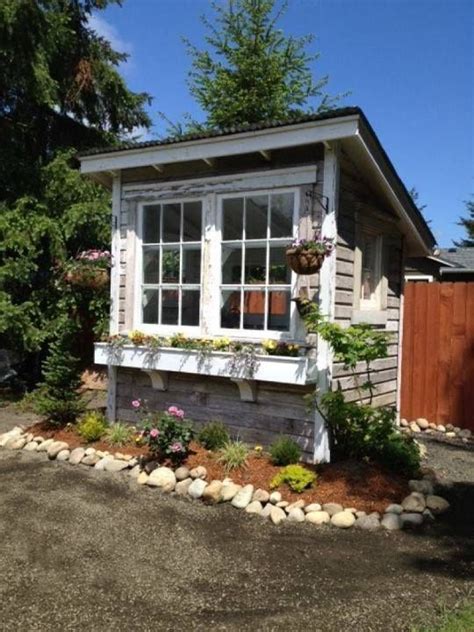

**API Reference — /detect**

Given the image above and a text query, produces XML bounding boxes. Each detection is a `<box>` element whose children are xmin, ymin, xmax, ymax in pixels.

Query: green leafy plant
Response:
<box><xmin>140</xmin><ymin>405</ymin><xmax>194</xmax><ymax>465</ymax></box>
<box><xmin>198</xmin><ymin>421</ymin><xmax>230</xmax><ymax>451</ymax></box>
<box><xmin>217</xmin><ymin>439</ymin><xmax>249</xmax><ymax>472</ymax></box>
<box><xmin>269</xmin><ymin>436</ymin><xmax>302</xmax><ymax>465</ymax></box>
<box><xmin>77</xmin><ymin>411</ymin><xmax>108</xmax><ymax>443</ymax></box>
<box><xmin>270</xmin><ymin>464</ymin><xmax>317</xmax><ymax>493</ymax></box>
<box><xmin>105</xmin><ymin>422</ymin><xmax>135</xmax><ymax>447</ymax></box>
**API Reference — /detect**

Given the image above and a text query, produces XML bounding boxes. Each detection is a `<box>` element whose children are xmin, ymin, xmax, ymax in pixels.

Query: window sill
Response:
<box><xmin>94</xmin><ymin>343</ymin><xmax>317</xmax><ymax>386</ymax></box>
<box><xmin>351</xmin><ymin>310</ymin><xmax>387</xmax><ymax>326</ymax></box>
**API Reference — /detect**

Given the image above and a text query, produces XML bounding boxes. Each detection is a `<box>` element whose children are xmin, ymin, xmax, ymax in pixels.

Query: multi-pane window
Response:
<box><xmin>141</xmin><ymin>200</ymin><xmax>202</xmax><ymax>327</ymax></box>
<box><xmin>360</xmin><ymin>230</ymin><xmax>383</xmax><ymax>309</ymax></box>
<box><xmin>220</xmin><ymin>192</ymin><xmax>295</xmax><ymax>332</ymax></box>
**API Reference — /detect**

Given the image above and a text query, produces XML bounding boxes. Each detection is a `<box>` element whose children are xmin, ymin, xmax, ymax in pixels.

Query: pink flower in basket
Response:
<box><xmin>168</xmin><ymin>406</ymin><xmax>184</xmax><ymax>419</ymax></box>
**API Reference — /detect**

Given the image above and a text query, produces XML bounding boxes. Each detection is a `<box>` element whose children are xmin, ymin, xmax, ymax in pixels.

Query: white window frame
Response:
<box><xmin>215</xmin><ymin>187</ymin><xmax>299</xmax><ymax>341</ymax></box>
<box><xmin>355</xmin><ymin>227</ymin><xmax>384</xmax><ymax>312</ymax></box>
<box><xmin>134</xmin><ymin>197</ymin><xmax>204</xmax><ymax>336</ymax></box>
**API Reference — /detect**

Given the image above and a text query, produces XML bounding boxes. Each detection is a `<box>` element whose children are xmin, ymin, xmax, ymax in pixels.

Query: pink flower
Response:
<box><xmin>170</xmin><ymin>442</ymin><xmax>183</xmax><ymax>453</ymax></box>
<box><xmin>150</xmin><ymin>429</ymin><xmax>159</xmax><ymax>438</ymax></box>
<box><xmin>168</xmin><ymin>406</ymin><xmax>184</xmax><ymax>419</ymax></box>
<box><xmin>131</xmin><ymin>400</ymin><xmax>141</xmax><ymax>409</ymax></box>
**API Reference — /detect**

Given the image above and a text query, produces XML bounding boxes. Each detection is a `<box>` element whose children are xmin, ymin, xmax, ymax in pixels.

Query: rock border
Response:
<box><xmin>0</xmin><ymin>426</ymin><xmax>451</xmax><ymax>532</ymax></box>
<box><xmin>400</xmin><ymin>417</ymin><xmax>472</xmax><ymax>443</ymax></box>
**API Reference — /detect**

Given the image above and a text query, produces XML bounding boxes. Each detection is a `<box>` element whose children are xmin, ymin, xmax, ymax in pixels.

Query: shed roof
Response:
<box><xmin>438</xmin><ymin>247</ymin><xmax>474</xmax><ymax>270</ymax></box>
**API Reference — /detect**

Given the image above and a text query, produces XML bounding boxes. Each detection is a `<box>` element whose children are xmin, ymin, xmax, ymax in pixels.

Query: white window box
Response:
<box><xmin>94</xmin><ymin>342</ymin><xmax>316</xmax><ymax>387</ymax></box>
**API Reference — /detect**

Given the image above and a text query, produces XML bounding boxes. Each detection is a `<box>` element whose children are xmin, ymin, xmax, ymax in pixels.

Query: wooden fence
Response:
<box><xmin>401</xmin><ymin>282</ymin><xmax>474</xmax><ymax>430</ymax></box>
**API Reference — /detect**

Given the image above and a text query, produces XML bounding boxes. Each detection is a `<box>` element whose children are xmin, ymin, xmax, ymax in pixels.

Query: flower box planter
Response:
<box><xmin>94</xmin><ymin>343</ymin><xmax>317</xmax><ymax>386</ymax></box>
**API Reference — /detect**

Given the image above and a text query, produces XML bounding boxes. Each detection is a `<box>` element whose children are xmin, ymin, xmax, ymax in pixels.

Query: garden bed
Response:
<box><xmin>26</xmin><ymin>421</ymin><xmax>408</xmax><ymax>514</ymax></box>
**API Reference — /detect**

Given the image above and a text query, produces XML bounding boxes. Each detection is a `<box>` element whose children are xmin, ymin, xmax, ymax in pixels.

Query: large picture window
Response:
<box><xmin>220</xmin><ymin>192</ymin><xmax>295</xmax><ymax>332</ymax></box>
<box><xmin>141</xmin><ymin>200</ymin><xmax>202</xmax><ymax>327</ymax></box>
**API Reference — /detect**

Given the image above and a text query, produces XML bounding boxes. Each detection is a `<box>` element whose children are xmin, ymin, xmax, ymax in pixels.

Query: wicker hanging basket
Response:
<box><xmin>64</xmin><ymin>266</ymin><xmax>109</xmax><ymax>290</ymax></box>
<box><xmin>285</xmin><ymin>247</ymin><xmax>325</xmax><ymax>275</ymax></box>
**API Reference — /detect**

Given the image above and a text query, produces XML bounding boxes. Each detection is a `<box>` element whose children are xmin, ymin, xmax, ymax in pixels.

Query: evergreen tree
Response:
<box><xmin>181</xmin><ymin>0</ymin><xmax>344</xmax><ymax>132</ymax></box>
<box><xmin>455</xmin><ymin>196</ymin><xmax>474</xmax><ymax>247</ymax></box>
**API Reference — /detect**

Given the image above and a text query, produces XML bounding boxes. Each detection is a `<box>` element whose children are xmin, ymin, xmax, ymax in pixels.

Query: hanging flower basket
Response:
<box><xmin>286</xmin><ymin>248</ymin><xmax>325</xmax><ymax>275</ymax></box>
<box><xmin>65</xmin><ymin>266</ymin><xmax>109</xmax><ymax>289</ymax></box>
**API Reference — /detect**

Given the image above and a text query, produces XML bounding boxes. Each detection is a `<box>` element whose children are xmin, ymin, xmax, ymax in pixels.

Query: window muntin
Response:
<box><xmin>220</xmin><ymin>192</ymin><xmax>295</xmax><ymax>332</ymax></box>
<box><xmin>141</xmin><ymin>200</ymin><xmax>202</xmax><ymax>327</ymax></box>
<box><xmin>359</xmin><ymin>231</ymin><xmax>383</xmax><ymax>309</ymax></box>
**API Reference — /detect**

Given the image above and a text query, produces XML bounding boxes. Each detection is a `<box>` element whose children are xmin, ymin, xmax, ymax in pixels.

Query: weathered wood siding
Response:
<box><xmin>332</xmin><ymin>159</ymin><xmax>404</xmax><ymax>407</ymax></box>
<box><xmin>116</xmin><ymin>368</ymin><xmax>315</xmax><ymax>459</ymax></box>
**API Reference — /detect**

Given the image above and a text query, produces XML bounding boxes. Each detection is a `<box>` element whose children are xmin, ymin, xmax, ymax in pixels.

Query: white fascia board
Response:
<box><xmin>427</xmin><ymin>255</ymin><xmax>457</xmax><ymax>267</ymax></box>
<box><xmin>354</xmin><ymin>130</ymin><xmax>432</xmax><ymax>256</ymax></box>
<box><xmin>79</xmin><ymin>116</ymin><xmax>359</xmax><ymax>175</ymax></box>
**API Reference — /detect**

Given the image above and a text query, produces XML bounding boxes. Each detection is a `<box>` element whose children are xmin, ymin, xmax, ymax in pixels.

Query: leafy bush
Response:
<box><xmin>105</xmin><ymin>422</ymin><xmax>134</xmax><ymax>446</ymax></box>
<box><xmin>34</xmin><ymin>327</ymin><xmax>85</xmax><ymax>425</ymax></box>
<box><xmin>217</xmin><ymin>439</ymin><xmax>249</xmax><ymax>472</ymax></box>
<box><xmin>77</xmin><ymin>411</ymin><xmax>107</xmax><ymax>442</ymax></box>
<box><xmin>141</xmin><ymin>406</ymin><xmax>194</xmax><ymax>464</ymax></box>
<box><xmin>321</xmin><ymin>390</ymin><xmax>421</xmax><ymax>477</ymax></box>
<box><xmin>270</xmin><ymin>464</ymin><xmax>317</xmax><ymax>493</ymax></box>
<box><xmin>198</xmin><ymin>421</ymin><xmax>230</xmax><ymax>450</ymax></box>
<box><xmin>269</xmin><ymin>436</ymin><xmax>302</xmax><ymax>465</ymax></box>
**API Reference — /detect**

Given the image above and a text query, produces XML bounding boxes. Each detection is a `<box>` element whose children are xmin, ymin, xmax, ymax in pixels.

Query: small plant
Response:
<box><xmin>288</xmin><ymin>234</ymin><xmax>334</xmax><ymax>256</ymax></box>
<box><xmin>270</xmin><ymin>464</ymin><xmax>317</xmax><ymax>493</ymax></box>
<box><xmin>105</xmin><ymin>422</ymin><xmax>135</xmax><ymax>446</ymax></box>
<box><xmin>269</xmin><ymin>436</ymin><xmax>302</xmax><ymax>465</ymax></box>
<box><xmin>198</xmin><ymin>421</ymin><xmax>230</xmax><ymax>451</ymax></box>
<box><xmin>262</xmin><ymin>340</ymin><xmax>299</xmax><ymax>357</ymax></box>
<box><xmin>217</xmin><ymin>439</ymin><xmax>249</xmax><ymax>472</ymax></box>
<box><xmin>140</xmin><ymin>405</ymin><xmax>194</xmax><ymax>464</ymax></box>
<box><xmin>77</xmin><ymin>411</ymin><xmax>108</xmax><ymax>442</ymax></box>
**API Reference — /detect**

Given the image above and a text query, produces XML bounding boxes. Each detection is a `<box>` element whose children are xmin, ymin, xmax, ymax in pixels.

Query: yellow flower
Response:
<box><xmin>254</xmin><ymin>445</ymin><xmax>263</xmax><ymax>454</ymax></box>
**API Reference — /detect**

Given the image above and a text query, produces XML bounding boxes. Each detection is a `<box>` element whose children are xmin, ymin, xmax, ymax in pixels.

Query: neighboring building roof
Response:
<box><xmin>438</xmin><ymin>247</ymin><xmax>474</xmax><ymax>270</ymax></box>
<box><xmin>78</xmin><ymin>106</ymin><xmax>436</xmax><ymax>254</ymax></box>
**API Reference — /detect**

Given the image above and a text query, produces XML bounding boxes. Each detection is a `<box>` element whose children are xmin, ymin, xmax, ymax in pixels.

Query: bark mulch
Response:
<box><xmin>27</xmin><ymin>421</ymin><xmax>408</xmax><ymax>514</ymax></box>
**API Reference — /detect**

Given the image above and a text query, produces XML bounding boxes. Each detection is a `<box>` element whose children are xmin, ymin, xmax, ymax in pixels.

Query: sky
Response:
<box><xmin>91</xmin><ymin>0</ymin><xmax>473</xmax><ymax>246</ymax></box>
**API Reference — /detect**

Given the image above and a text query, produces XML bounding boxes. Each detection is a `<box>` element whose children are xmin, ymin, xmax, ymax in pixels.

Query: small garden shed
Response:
<box><xmin>79</xmin><ymin>107</ymin><xmax>435</xmax><ymax>462</ymax></box>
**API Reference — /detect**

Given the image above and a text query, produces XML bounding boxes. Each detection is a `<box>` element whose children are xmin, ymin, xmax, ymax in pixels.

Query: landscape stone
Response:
<box><xmin>144</xmin><ymin>460</ymin><xmax>160</xmax><ymax>474</ymax></box>
<box><xmin>231</xmin><ymin>484</ymin><xmax>254</xmax><ymax>509</ymax></box>
<box><xmin>437</xmin><ymin>424</ymin><xmax>446</xmax><ymax>433</ymax></box>
<box><xmin>252</xmin><ymin>488</ymin><xmax>270</xmax><ymax>503</ymax></box>
<box><xmin>287</xmin><ymin>508</ymin><xmax>305</xmax><ymax>523</ymax></box>
<box><xmin>381</xmin><ymin>513</ymin><xmax>402</xmax><ymax>530</ymax></box>
<box><xmin>25</xmin><ymin>433</ymin><xmax>34</xmax><ymax>442</ymax></box>
<box><xmin>137</xmin><ymin>471</ymin><xmax>149</xmax><ymax>485</ymax></box>
<box><xmin>190</xmin><ymin>466</ymin><xmax>207</xmax><ymax>480</ymax></box>
<box><xmin>270</xmin><ymin>505</ymin><xmax>287</xmax><ymax>525</ymax></box>
<box><xmin>355</xmin><ymin>514</ymin><xmax>380</xmax><ymax>530</ymax></box>
<box><xmin>82</xmin><ymin>454</ymin><xmax>100</xmax><ymax>466</ymax></box>
<box><xmin>400</xmin><ymin>512</ymin><xmax>424</xmax><ymax>528</ymax></box>
<box><xmin>48</xmin><ymin>441</ymin><xmax>69</xmax><ymax>458</ymax></box>
<box><xmin>355</xmin><ymin>511</ymin><xmax>367</xmax><ymax>519</ymax></box>
<box><xmin>305</xmin><ymin>503</ymin><xmax>322</xmax><ymax>513</ymax></box>
<box><xmin>220</xmin><ymin>482</ymin><xmax>241</xmax><ymax>502</ymax></box>
<box><xmin>175</xmin><ymin>466</ymin><xmax>190</xmax><ymax>481</ymax></box>
<box><xmin>245</xmin><ymin>501</ymin><xmax>263</xmax><ymax>515</ymax></box>
<box><xmin>446</xmin><ymin>423</ymin><xmax>455</xmax><ymax>432</ymax></box>
<box><xmin>260</xmin><ymin>503</ymin><xmax>273</xmax><ymax>519</ymax></box>
<box><xmin>33</xmin><ymin>436</ymin><xmax>44</xmax><ymax>444</ymax></box>
<box><xmin>276</xmin><ymin>501</ymin><xmax>289</xmax><ymax>509</ymax></box>
<box><xmin>188</xmin><ymin>478</ymin><xmax>208</xmax><ymax>499</ymax></box>
<box><xmin>331</xmin><ymin>511</ymin><xmax>356</xmax><ymax>528</ymax></box>
<box><xmin>37</xmin><ymin>438</ymin><xmax>54</xmax><ymax>452</ymax></box>
<box><xmin>445</xmin><ymin>432</ymin><xmax>456</xmax><ymax>438</ymax></box>
<box><xmin>385</xmin><ymin>504</ymin><xmax>403</xmax><ymax>515</ymax></box>
<box><xmin>286</xmin><ymin>500</ymin><xmax>305</xmax><ymax>513</ymax></box>
<box><xmin>400</xmin><ymin>418</ymin><xmax>409</xmax><ymax>427</ymax></box>
<box><xmin>323</xmin><ymin>502</ymin><xmax>344</xmax><ymax>516</ymax></box>
<box><xmin>409</xmin><ymin>422</ymin><xmax>421</xmax><ymax>433</ymax></box>
<box><xmin>402</xmin><ymin>492</ymin><xmax>426</xmax><ymax>513</ymax></box>
<box><xmin>84</xmin><ymin>448</ymin><xmax>96</xmax><ymax>456</ymax></box>
<box><xmin>175</xmin><ymin>478</ymin><xmax>193</xmax><ymax>495</ymax></box>
<box><xmin>24</xmin><ymin>442</ymin><xmax>39</xmax><ymax>452</ymax></box>
<box><xmin>202</xmin><ymin>480</ymin><xmax>223</xmax><ymax>504</ymax></box>
<box><xmin>6</xmin><ymin>436</ymin><xmax>27</xmax><ymax>450</ymax></box>
<box><xmin>423</xmin><ymin>508</ymin><xmax>435</xmax><ymax>521</ymax></box>
<box><xmin>416</xmin><ymin>418</ymin><xmax>429</xmax><ymax>430</ymax></box>
<box><xmin>459</xmin><ymin>428</ymin><xmax>472</xmax><ymax>439</ymax></box>
<box><xmin>56</xmin><ymin>450</ymin><xmax>70</xmax><ymax>461</ymax></box>
<box><xmin>129</xmin><ymin>465</ymin><xmax>141</xmax><ymax>478</ymax></box>
<box><xmin>94</xmin><ymin>456</ymin><xmax>114</xmax><ymax>470</ymax></box>
<box><xmin>0</xmin><ymin>427</ymin><xmax>23</xmax><ymax>447</ymax></box>
<box><xmin>69</xmin><ymin>447</ymin><xmax>86</xmax><ymax>465</ymax></box>
<box><xmin>305</xmin><ymin>511</ymin><xmax>330</xmax><ymax>525</ymax></box>
<box><xmin>409</xmin><ymin>479</ymin><xmax>434</xmax><ymax>495</ymax></box>
<box><xmin>426</xmin><ymin>495</ymin><xmax>450</xmax><ymax>515</ymax></box>
<box><xmin>269</xmin><ymin>491</ymin><xmax>282</xmax><ymax>504</ymax></box>
<box><xmin>147</xmin><ymin>467</ymin><xmax>176</xmax><ymax>491</ymax></box>
<box><xmin>104</xmin><ymin>459</ymin><xmax>130</xmax><ymax>473</ymax></box>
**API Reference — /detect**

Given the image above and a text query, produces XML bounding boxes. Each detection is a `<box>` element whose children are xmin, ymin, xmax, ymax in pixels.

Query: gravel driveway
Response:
<box><xmin>0</xmin><ymin>440</ymin><xmax>473</xmax><ymax>631</ymax></box>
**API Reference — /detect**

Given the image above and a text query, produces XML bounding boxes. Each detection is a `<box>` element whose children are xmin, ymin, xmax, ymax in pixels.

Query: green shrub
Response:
<box><xmin>217</xmin><ymin>439</ymin><xmax>249</xmax><ymax>472</ymax></box>
<box><xmin>198</xmin><ymin>421</ymin><xmax>230</xmax><ymax>450</ymax></box>
<box><xmin>105</xmin><ymin>422</ymin><xmax>134</xmax><ymax>446</ymax></box>
<box><xmin>269</xmin><ymin>436</ymin><xmax>301</xmax><ymax>465</ymax></box>
<box><xmin>320</xmin><ymin>390</ymin><xmax>421</xmax><ymax>477</ymax></box>
<box><xmin>141</xmin><ymin>406</ymin><xmax>194</xmax><ymax>465</ymax></box>
<box><xmin>77</xmin><ymin>411</ymin><xmax>108</xmax><ymax>442</ymax></box>
<box><xmin>270</xmin><ymin>464</ymin><xmax>317</xmax><ymax>493</ymax></box>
